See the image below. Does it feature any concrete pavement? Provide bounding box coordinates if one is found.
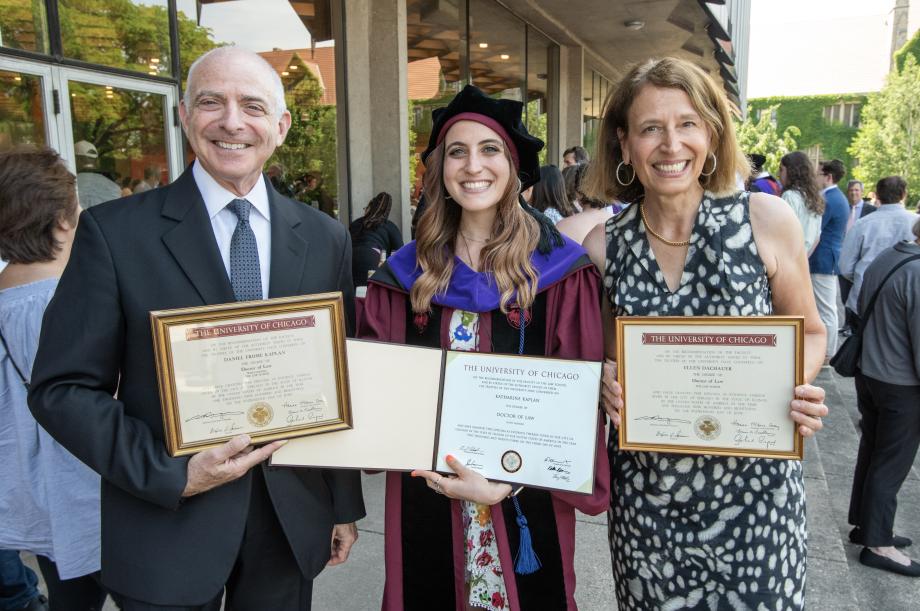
[24,369,920,610]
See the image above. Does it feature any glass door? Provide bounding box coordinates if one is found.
[0,57,183,208]
[57,67,183,208]
[0,57,60,151]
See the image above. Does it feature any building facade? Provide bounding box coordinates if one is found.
[0,0,749,235]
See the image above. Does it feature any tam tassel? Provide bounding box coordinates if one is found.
[413,311,430,334]
[512,496,541,575]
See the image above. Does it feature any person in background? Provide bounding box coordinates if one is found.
[582,56,828,609]
[562,145,588,167]
[838,179,877,335]
[847,217,920,576]
[349,191,404,288]
[73,141,120,209]
[557,163,614,244]
[133,166,161,194]
[119,176,134,197]
[839,175,918,328]
[267,163,294,198]
[359,84,609,611]
[0,146,108,611]
[530,165,577,225]
[779,151,824,255]
[0,551,45,611]
[810,159,850,363]
[748,152,782,196]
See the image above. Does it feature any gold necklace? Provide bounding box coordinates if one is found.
[640,204,691,247]
[459,232,479,270]
[459,231,490,243]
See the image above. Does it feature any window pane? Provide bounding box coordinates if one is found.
[59,0,173,77]
[0,0,50,54]
[406,0,462,206]
[186,0,340,217]
[68,81,169,208]
[469,0,525,101]
[0,70,47,149]
[526,27,555,166]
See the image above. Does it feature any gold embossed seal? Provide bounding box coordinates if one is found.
[247,402,274,428]
[694,415,721,441]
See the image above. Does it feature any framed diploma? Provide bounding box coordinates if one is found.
[272,340,602,494]
[151,293,351,457]
[616,316,804,460]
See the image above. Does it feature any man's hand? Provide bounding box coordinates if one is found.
[328,522,358,566]
[182,434,287,498]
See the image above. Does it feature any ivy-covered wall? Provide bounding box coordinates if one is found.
[748,94,867,184]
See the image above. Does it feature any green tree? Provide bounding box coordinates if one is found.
[734,105,799,176]
[525,99,548,166]
[849,54,920,192]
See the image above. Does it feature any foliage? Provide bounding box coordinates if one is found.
[525,99,548,166]
[893,28,920,74]
[269,66,338,198]
[734,104,799,176]
[748,94,865,185]
[849,54,920,193]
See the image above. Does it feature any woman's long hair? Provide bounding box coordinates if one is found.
[351,191,393,239]
[411,143,540,315]
[532,165,577,217]
[780,152,825,216]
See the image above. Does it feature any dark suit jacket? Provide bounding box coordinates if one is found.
[809,186,850,275]
[28,167,365,605]
[857,200,878,219]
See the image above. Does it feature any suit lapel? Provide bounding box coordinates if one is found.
[160,168,235,305]
[268,185,308,298]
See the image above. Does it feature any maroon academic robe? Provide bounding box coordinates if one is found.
[359,252,610,610]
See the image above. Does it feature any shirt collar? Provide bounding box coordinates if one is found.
[822,185,836,194]
[193,160,271,222]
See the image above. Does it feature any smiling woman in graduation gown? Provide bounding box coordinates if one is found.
[358,85,609,611]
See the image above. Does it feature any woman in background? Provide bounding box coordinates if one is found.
[349,191,404,288]
[530,165,577,225]
[0,146,108,611]
[779,151,825,255]
[557,163,615,244]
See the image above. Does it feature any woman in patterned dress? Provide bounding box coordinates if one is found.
[581,58,830,609]
[359,85,610,610]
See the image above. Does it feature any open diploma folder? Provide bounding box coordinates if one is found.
[271,339,602,494]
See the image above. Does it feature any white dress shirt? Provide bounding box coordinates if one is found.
[192,160,271,298]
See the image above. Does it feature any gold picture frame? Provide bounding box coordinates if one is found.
[616,316,805,460]
[151,293,352,457]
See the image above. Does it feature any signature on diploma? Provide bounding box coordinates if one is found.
[465,458,484,470]
[655,430,689,440]
[731,420,779,437]
[283,400,326,424]
[544,457,572,481]
[208,422,244,435]
[186,410,244,423]
[635,415,691,427]
[459,445,484,456]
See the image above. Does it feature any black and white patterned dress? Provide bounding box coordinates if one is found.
[604,192,807,610]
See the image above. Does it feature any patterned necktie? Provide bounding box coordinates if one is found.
[227,198,262,302]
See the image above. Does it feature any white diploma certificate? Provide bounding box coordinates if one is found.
[151,294,351,456]
[273,340,602,494]
[617,316,804,460]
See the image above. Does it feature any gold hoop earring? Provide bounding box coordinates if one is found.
[616,161,636,186]
[700,152,718,177]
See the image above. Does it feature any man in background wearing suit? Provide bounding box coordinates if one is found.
[809,159,851,363]
[28,47,364,610]
[839,179,877,335]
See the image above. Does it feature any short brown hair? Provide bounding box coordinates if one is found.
[0,146,78,264]
[584,57,749,203]
[875,175,907,204]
